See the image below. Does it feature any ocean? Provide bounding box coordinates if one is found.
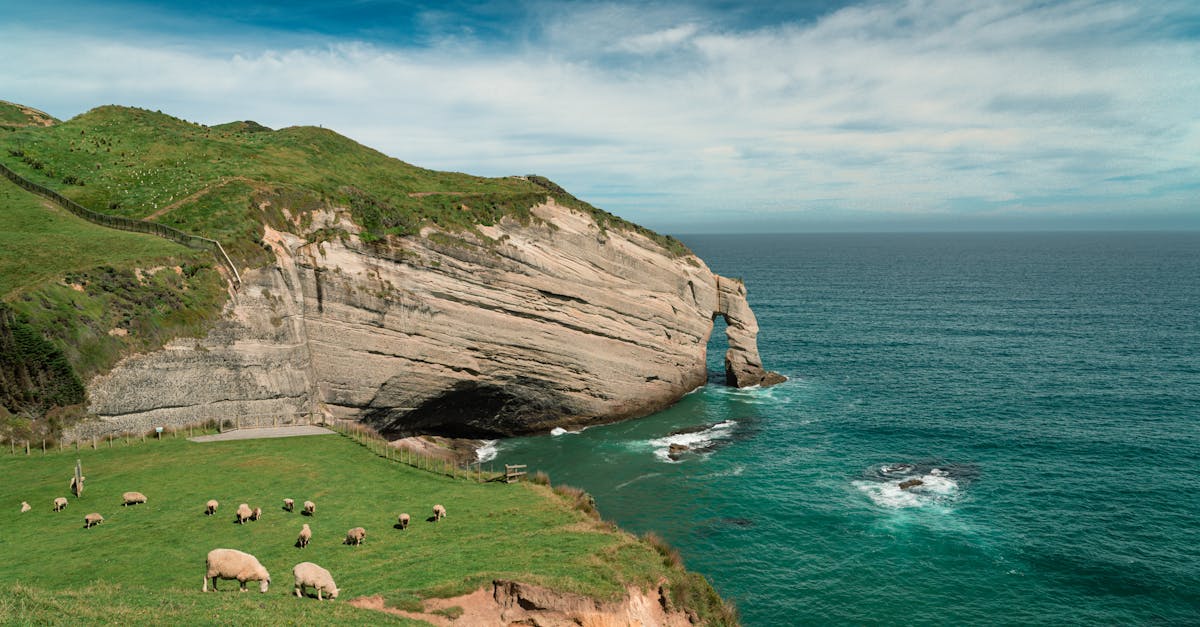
[491,232,1200,625]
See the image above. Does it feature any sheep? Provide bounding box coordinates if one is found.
[53,497,68,512]
[251,507,263,521]
[122,491,147,506]
[205,500,219,516]
[283,498,294,512]
[302,500,315,516]
[20,501,31,513]
[343,527,366,546]
[236,503,253,524]
[397,513,410,529]
[296,523,311,548]
[293,562,339,600]
[84,512,104,528]
[70,475,86,498]
[433,504,446,521]
[202,548,271,593]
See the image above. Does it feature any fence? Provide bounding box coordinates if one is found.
[326,421,511,483]
[0,160,241,286]
[4,421,224,455]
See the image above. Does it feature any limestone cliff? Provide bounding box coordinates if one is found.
[82,200,782,438]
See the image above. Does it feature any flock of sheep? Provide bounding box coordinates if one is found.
[21,471,450,601]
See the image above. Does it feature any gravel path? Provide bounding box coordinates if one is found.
[188,425,334,442]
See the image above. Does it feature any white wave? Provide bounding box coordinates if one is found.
[614,472,661,490]
[475,440,499,463]
[647,420,737,463]
[550,426,587,436]
[854,468,959,509]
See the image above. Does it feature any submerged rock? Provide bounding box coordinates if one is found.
[899,479,924,490]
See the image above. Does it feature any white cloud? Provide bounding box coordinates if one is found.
[1,0,1197,230]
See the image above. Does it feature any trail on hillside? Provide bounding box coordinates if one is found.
[144,176,254,220]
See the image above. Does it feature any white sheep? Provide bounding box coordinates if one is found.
[343,527,366,545]
[53,497,68,512]
[283,498,294,512]
[70,475,86,498]
[397,513,410,529]
[433,504,446,521]
[297,523,312,548]
[293,561,339,600]
[302,500,315,516]
[205,499,219,516]
[20,501,31,513]
[122,491,147,506]
[202,548,271,593]
[236,503,253,524]
[84,512,104,528]
[251,507,263,521]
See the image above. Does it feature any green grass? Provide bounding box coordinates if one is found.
[0,103,692,261]
[0,101,58,130]
[0,176,196,298]
[0,433,705,624]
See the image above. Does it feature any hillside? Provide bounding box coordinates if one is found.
[0,99,779,445]
[0,104,688,265]
[0,430,732,624]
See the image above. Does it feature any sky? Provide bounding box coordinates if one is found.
[2,0,1198,233]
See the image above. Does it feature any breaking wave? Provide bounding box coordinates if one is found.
[647,419,738,463]
[853,462,972,509]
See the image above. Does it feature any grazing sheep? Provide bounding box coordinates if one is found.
[236,503,253,524]
[251,507,263,521]
[433,504,446,521]
[302,500,315,516]
[84,512,103,528]
[53,497,68,512]
[122,491,147,506]
[283,498,294,512]
[397,513,410,529]
[20,501,31,513]
[205,500,219,516]
[202,548,271,593]
[293,561,339,600]
[296,523,312,548]
[343,527,366,546]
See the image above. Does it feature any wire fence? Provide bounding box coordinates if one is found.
[0,160,241,285]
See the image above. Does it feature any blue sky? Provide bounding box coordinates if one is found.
[2,0,1198,233]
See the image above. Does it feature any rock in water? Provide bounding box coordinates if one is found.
[668,444,690,460]
[84,200,784,438]
[899,479,924,490]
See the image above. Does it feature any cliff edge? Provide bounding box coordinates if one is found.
[84,199,782,438]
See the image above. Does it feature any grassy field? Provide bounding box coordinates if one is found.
[0,176,198,299]
[0,431,722,625]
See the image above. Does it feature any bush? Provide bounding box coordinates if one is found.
[530,470,551,486]
[552,484,599,518]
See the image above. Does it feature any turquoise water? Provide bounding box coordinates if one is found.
[492,233,1200,625]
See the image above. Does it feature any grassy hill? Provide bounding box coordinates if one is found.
[0,99,688,428]
[0,174,226,428]
[0,431,731,624]
[0,104,688,263]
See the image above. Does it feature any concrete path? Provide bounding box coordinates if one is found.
[188,425,334,443]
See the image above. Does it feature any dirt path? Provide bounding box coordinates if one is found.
[188,425,333,442]
[144,176,253,221]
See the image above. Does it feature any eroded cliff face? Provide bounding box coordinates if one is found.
[82,200,782,438]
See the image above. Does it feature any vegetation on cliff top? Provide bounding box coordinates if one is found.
[0,431,734,625]
[0,103,691,261]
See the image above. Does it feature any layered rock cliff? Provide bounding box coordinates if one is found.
[82,199,782,438]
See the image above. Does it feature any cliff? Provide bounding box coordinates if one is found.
[83,199,782,438]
